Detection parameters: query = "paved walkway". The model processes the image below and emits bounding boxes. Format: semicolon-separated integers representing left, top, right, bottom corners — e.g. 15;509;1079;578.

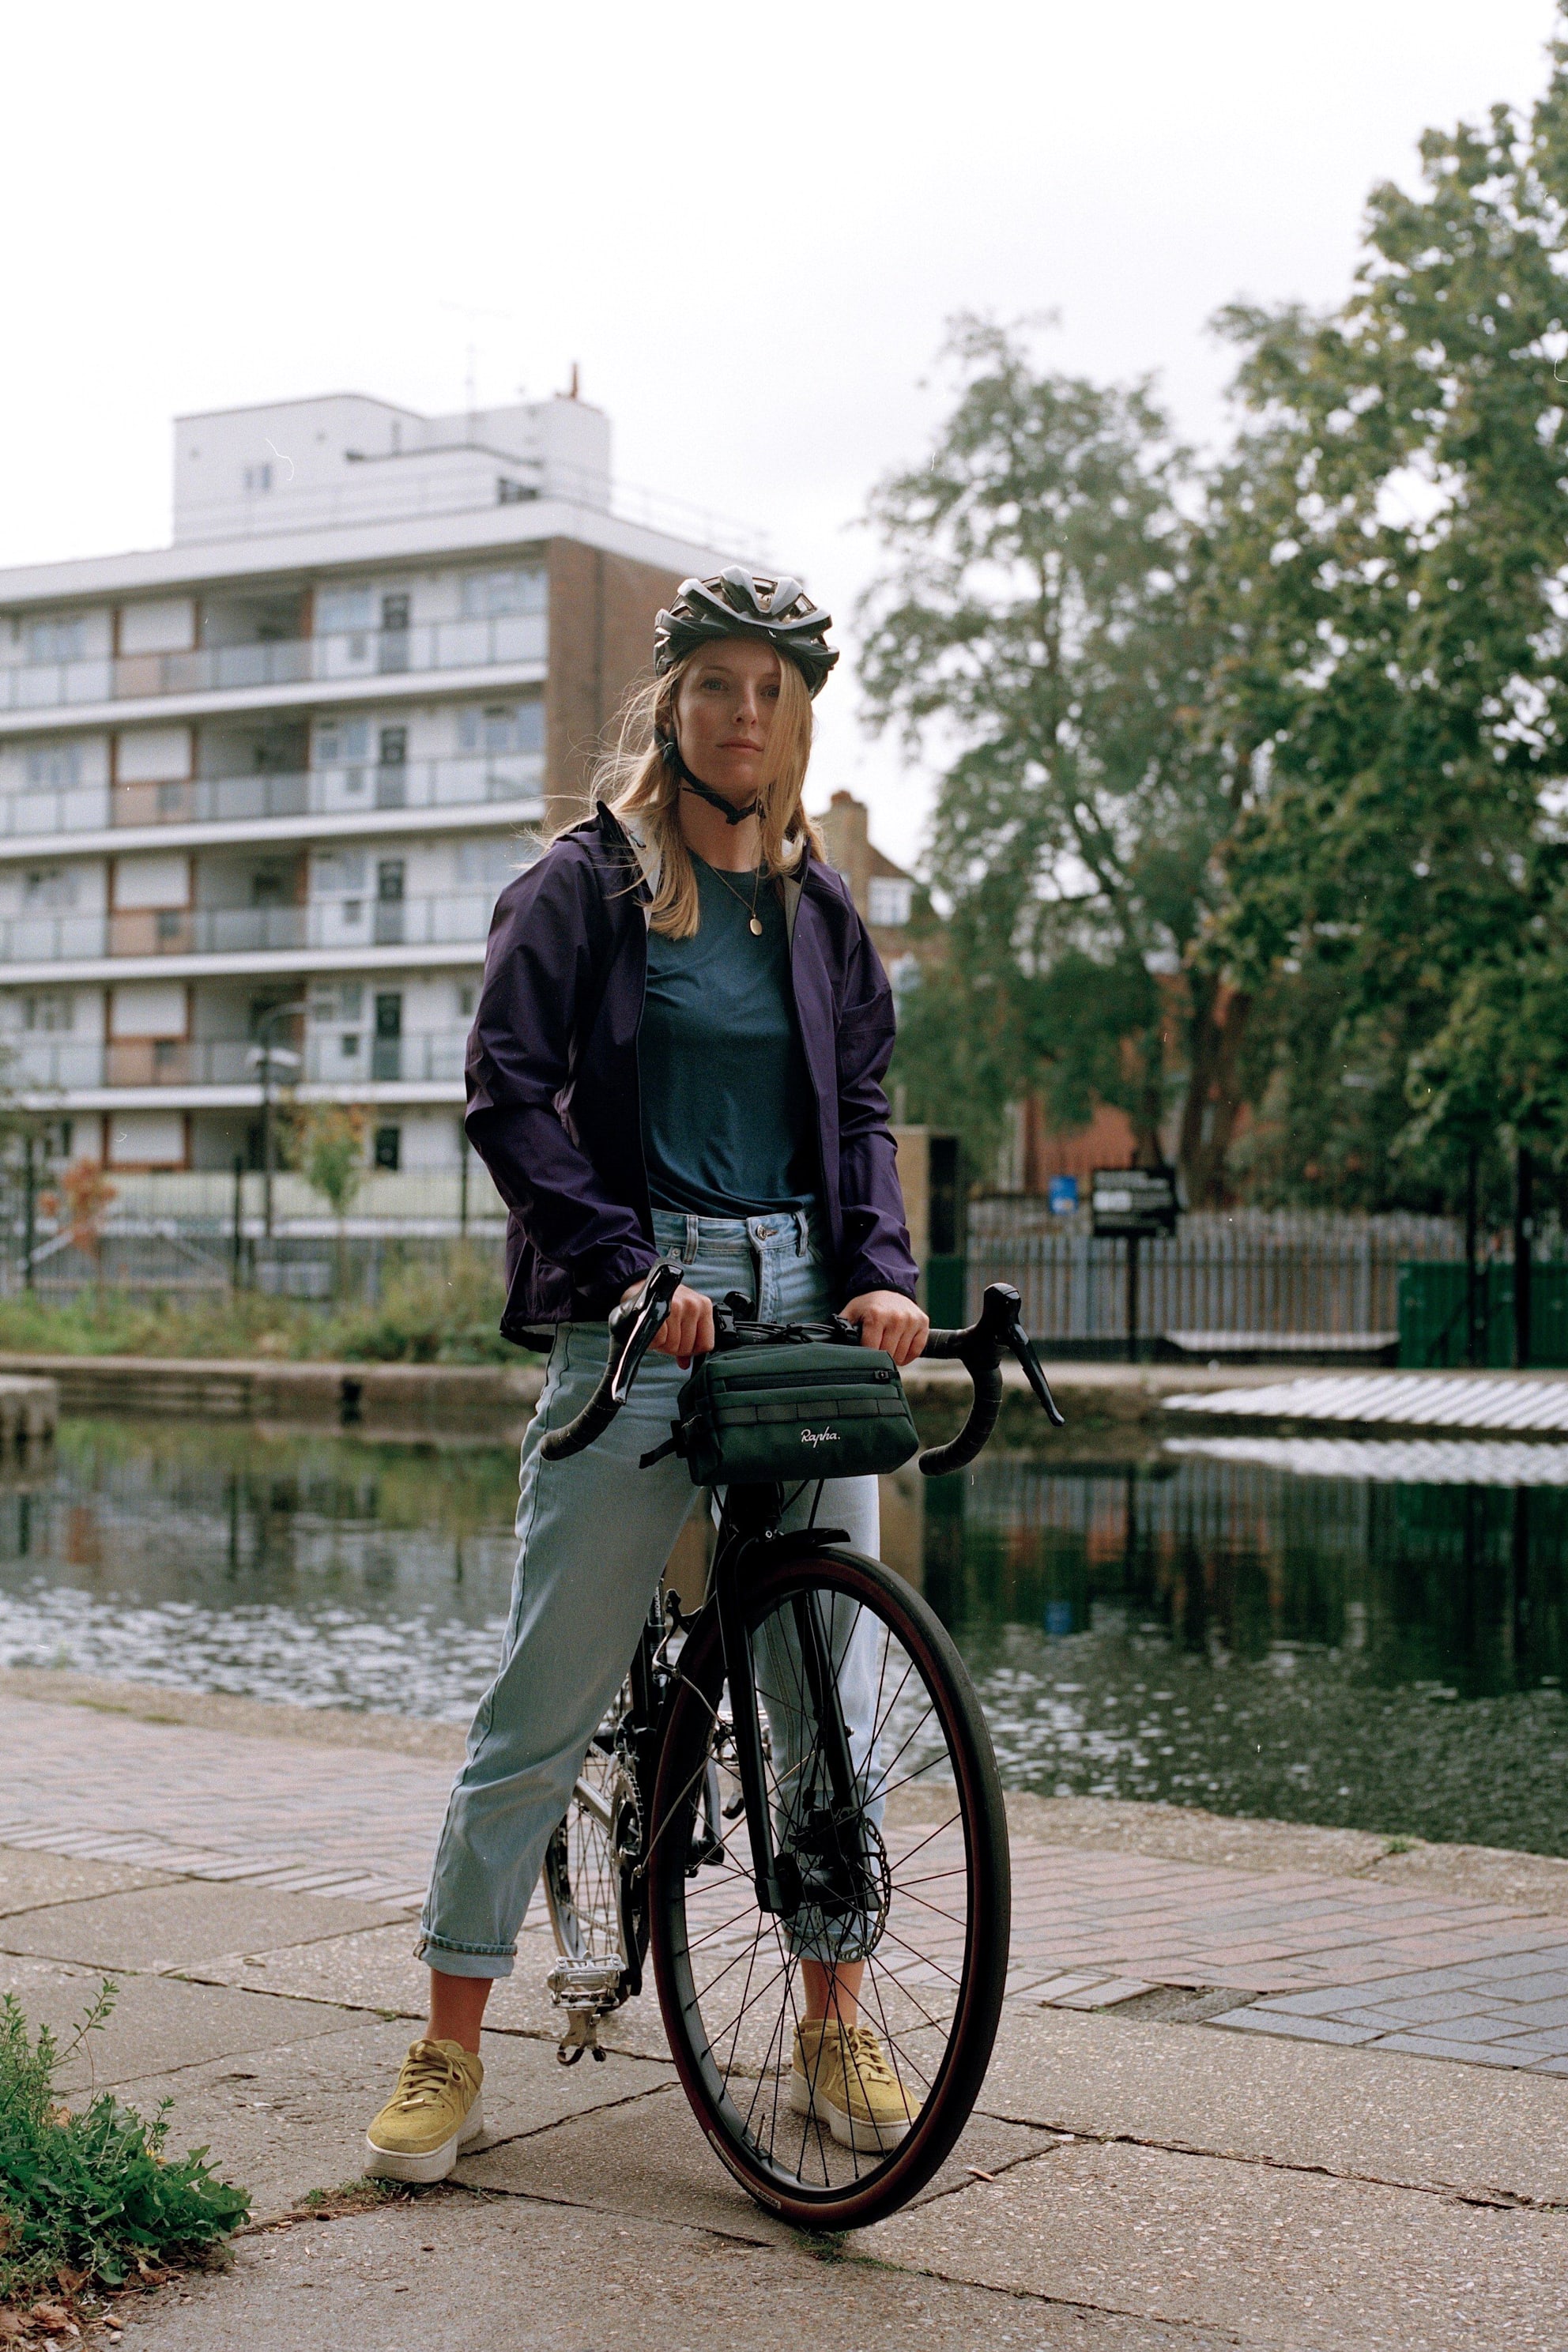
6;1689;1568;2078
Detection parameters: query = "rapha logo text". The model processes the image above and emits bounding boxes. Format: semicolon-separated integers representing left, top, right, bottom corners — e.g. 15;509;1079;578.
801;1427;838;1449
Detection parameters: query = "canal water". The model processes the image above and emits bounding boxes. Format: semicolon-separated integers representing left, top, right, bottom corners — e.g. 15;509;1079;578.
1;1419;1565;1856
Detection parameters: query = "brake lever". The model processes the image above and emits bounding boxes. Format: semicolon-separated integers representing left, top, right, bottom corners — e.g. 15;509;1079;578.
607;1255;681;1404
971;1283;1065;1428
1006;1319;1065;1427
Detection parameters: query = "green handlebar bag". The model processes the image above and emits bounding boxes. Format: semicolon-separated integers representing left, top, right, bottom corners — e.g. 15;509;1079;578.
663;1343;920;1487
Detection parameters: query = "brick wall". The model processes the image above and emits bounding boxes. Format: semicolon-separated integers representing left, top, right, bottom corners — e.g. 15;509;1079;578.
545;541;683;831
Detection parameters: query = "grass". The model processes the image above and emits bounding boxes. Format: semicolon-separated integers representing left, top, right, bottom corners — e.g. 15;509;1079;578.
0;1984;249;2317
0;1246;526;1365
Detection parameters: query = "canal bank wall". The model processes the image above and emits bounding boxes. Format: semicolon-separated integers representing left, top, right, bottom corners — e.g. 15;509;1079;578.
0;1349;1269;1442
4;1349;1567;1441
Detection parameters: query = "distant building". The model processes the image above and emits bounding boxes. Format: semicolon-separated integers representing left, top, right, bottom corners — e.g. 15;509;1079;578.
0;389;735;1173
816;790;919;977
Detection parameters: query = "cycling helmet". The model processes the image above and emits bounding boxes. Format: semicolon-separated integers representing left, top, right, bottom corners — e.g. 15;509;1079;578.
654;567;839;696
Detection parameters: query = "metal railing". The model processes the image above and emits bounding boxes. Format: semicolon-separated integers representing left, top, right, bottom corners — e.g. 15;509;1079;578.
0;892;500;963
965;1206;1467;1349
107;755;545;831
0;613;547;713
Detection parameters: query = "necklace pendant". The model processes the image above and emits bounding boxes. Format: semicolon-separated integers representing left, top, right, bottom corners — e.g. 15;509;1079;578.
748;916;764;937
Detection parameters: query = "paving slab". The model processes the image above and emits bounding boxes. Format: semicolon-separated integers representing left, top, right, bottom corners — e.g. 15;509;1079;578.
0;1879;404;1971
459;2071;1058;2243
0;1844;173;1913
0;1953;359;2092
187;1917;677;2062
862;2137;1568;2350
119;2015;675;2221
116;2193;1208;2352
976;2002;1568;2206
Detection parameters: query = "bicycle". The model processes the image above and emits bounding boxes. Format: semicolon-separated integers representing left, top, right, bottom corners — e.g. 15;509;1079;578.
537;1261;1064;2230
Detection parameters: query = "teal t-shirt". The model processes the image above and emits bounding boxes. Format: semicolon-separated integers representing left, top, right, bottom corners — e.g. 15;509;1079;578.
639;857;817;1219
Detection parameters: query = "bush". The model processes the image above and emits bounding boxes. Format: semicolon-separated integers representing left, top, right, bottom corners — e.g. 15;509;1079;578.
0;1984;249;2309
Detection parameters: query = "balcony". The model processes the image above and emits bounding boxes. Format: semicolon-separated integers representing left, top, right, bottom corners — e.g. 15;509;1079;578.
304;1032;467;1085
0;892;497;967
6;1037;106;1088
1;614;548;715
108;753;545;830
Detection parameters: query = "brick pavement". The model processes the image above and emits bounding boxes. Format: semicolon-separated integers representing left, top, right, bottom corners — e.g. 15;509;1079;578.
5;1693;1568;2076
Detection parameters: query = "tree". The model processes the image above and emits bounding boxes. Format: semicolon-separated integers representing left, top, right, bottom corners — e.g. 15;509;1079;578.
858;318;1248;1199
1205;19;1568;1206
294;1104;366;1295
38;1160;117;1291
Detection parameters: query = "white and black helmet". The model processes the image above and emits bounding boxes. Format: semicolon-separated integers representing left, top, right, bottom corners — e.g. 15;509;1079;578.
654;567;839;697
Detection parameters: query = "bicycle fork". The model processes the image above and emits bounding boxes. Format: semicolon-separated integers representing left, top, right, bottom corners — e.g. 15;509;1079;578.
713;1502;861;1922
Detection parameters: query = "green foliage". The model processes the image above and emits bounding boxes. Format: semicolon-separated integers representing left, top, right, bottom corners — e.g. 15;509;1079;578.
0;1246;517;1363
295;1105;367;1223
1205;27;1568;1200
0;1983;248;2303
860;316;1247;1197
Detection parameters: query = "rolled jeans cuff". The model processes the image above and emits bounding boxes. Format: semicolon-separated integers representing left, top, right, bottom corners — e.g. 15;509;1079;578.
415;1930;517;1981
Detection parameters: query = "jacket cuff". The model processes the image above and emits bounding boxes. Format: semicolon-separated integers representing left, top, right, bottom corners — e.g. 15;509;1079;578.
577;1245;662;1319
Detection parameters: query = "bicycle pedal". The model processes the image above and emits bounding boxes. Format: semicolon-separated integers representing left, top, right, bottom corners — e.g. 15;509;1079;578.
548;1958;624;2012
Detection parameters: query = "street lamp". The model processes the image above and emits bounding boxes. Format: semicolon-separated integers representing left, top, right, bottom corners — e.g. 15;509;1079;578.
247;1000;308;1239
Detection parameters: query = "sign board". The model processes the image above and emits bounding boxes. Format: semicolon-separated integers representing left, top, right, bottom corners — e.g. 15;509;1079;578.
1091;1167;1178;1240
1047;1174;1079;1217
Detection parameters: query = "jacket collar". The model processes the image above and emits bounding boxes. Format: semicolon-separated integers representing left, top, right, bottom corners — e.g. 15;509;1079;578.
591;798;815;944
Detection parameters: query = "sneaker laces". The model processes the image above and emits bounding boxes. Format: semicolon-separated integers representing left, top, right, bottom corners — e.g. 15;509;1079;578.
390;2041;467;2113
839;2024;898;2087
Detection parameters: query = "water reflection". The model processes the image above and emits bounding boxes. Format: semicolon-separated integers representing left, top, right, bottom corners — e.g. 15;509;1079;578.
0;1420;1564;1856
926;1446;1568;1854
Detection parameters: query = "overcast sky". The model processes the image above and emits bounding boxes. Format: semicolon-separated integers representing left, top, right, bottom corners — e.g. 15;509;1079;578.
2;1;1559;863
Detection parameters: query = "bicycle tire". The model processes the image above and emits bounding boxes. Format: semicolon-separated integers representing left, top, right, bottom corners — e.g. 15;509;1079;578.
647;1545;1010;2230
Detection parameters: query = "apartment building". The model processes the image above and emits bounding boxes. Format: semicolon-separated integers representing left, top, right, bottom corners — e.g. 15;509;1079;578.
0;390;731;1174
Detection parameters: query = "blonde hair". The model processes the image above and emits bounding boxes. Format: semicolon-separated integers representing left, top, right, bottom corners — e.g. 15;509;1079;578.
582;650;823;939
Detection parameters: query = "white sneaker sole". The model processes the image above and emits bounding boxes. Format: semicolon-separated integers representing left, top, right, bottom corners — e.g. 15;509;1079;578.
364;2097;485;2184
787;2070;914;2154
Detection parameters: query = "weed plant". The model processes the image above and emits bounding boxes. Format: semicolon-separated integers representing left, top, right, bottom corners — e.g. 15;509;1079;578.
0;1984;248;2306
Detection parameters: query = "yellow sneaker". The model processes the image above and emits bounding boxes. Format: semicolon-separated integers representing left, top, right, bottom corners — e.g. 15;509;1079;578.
364;2038;484;2183
788;2018;920;2152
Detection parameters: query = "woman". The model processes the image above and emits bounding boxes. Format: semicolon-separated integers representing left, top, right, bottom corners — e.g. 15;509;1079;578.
365;568;929;2182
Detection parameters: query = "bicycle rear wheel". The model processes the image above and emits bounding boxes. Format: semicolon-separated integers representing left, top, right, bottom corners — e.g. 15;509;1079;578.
648;1545;1009;2229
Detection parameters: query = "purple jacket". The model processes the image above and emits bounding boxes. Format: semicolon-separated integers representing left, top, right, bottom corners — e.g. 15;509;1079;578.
465;803;919;1342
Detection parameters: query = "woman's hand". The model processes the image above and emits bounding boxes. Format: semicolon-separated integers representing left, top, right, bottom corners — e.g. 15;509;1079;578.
621;1276;714;1370
841;1291;929;1368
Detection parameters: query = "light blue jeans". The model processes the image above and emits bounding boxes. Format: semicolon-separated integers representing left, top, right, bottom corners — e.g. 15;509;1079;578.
417;1208;880;1978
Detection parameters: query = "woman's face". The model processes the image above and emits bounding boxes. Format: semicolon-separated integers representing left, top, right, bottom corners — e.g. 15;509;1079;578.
673;639;783;800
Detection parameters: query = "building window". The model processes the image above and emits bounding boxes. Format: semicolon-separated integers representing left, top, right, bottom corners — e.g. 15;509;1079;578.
495;476;535;504
454;839;517;890
21;991;73;1032
458;700;544;756
339;1033;360;1059
373;1125;401;1171
457;983;476;1019
23;868;75;910
868;876;914;928
242;463;273;492
24;616;86;666
459;567;545;619
316;585;375;635
315;718;370;763
24;745;82;790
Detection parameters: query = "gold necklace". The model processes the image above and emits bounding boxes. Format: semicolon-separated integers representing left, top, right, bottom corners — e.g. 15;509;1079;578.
703;857;767;937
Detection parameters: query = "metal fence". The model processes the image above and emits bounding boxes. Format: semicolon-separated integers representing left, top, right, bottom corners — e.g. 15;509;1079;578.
0;1166;512;1304
964;1206;1472;1352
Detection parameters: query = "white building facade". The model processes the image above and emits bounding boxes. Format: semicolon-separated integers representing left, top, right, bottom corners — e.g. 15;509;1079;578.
0;392;729;1175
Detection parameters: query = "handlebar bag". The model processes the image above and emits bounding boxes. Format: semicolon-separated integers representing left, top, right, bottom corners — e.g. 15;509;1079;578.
669;1343;919;1487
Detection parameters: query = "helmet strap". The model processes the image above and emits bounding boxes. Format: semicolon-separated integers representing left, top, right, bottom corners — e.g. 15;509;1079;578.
658;733;759;826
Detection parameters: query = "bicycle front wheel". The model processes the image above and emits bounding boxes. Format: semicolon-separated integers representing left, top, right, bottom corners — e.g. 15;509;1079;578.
647;1545;1009;2230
